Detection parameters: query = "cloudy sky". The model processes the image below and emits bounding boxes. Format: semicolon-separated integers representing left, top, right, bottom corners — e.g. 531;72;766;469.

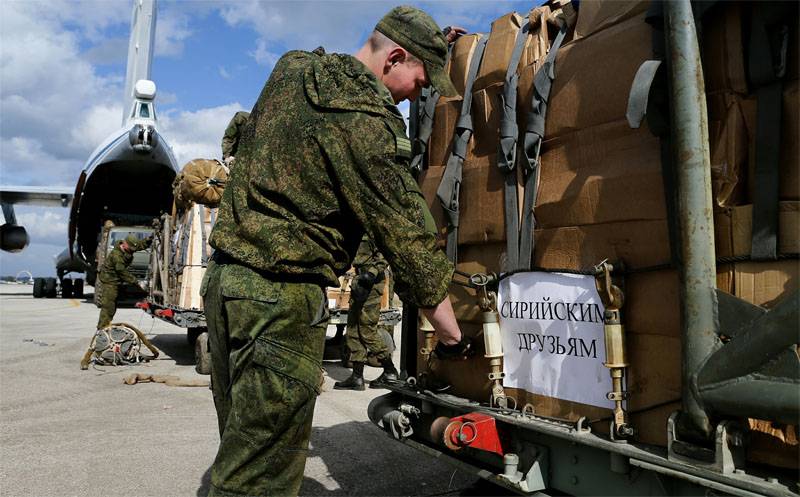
0;0;531;278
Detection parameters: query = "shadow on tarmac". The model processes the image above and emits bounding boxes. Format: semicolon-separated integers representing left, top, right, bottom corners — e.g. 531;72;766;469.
149;333;196;366
193;421;516;497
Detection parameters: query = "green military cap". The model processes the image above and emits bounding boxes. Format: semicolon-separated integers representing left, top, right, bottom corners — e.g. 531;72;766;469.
124;234;140;245
375;6;457;97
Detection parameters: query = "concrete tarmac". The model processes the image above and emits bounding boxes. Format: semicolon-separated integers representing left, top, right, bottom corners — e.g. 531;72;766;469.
0;284;481;496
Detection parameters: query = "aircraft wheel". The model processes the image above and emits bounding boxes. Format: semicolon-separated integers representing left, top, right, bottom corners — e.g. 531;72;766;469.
195;332;211;375
73;279;84;299
33;278;45;298
61;278;73;299
44;278;57;298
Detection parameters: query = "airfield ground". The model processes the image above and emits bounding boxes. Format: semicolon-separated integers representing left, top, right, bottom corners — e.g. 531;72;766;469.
0;284;490;496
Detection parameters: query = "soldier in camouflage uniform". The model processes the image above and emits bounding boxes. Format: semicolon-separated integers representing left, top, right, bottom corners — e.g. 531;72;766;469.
96;234;151;329
220;111;250;166
334;235;397;390
202;7;468;496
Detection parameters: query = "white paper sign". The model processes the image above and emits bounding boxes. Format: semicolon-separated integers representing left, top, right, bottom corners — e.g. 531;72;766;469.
498;272;614;409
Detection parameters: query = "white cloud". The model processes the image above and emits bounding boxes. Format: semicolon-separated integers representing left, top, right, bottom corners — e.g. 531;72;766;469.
220;1;531;67
15;209;69;247
155;9;193;58
218;66;231;79
159;103;246;165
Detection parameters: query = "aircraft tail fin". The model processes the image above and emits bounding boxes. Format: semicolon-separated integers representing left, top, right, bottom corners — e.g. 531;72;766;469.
122;0;157;125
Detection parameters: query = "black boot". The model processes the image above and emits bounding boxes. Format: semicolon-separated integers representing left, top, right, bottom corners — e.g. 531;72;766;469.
369;358;399;389
334;362;365;391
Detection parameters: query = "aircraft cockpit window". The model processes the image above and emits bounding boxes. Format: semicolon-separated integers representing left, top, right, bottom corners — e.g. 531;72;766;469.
139;104;151;118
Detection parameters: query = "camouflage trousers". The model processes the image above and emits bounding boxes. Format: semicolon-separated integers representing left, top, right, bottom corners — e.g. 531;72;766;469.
202;259;328;497
346;274;391;364
96;281;118;330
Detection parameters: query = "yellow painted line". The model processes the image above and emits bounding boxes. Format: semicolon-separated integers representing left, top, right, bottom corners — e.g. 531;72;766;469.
69;299;81;308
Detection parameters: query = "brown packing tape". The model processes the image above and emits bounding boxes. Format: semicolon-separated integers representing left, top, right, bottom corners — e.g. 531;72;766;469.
473;12;524;92
537;120;666;229
572;0;649;40
547;12;654;140
707;92;747;208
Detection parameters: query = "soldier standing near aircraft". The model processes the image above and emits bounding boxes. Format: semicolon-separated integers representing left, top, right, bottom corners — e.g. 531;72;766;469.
96;234;151;329
221;111;250;166
202;7;471;496
334;236;397;391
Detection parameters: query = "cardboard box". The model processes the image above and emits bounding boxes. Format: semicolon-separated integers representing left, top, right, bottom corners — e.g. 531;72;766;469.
519;6;552;69
734;260;799;308
448;34;480;98
729;202;800;257
427;96;463;168
470;83;504;161
473;12;525;91
537;119;666;229
547;13;654;140
419;162;509;246
748;420;799;470
533;219;672;272
701;2;747;94
573;0;649;40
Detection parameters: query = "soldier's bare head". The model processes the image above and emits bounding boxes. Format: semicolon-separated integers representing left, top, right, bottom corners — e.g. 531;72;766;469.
356;31;427;104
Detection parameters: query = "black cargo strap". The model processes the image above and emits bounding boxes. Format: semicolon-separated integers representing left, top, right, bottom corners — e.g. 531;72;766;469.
748;6;790;260
497;18;532;272
410;87;440;175
436;35;489;263
518;20;568;271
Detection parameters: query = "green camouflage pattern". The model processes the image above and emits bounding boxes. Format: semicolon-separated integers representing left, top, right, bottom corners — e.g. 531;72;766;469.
347;236;391;362
209;48;452;309
96;280;118;329
352;235;388;279
375;6;457;97
346;271;392;364
221;111;250;159
98;242;141;285
96;238;150;329
202;260;327;497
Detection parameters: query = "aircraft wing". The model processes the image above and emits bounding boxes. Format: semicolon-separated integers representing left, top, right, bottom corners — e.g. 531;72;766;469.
0;186;73;208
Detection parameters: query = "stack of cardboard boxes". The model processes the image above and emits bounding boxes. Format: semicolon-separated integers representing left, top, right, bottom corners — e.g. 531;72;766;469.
416;0;798;468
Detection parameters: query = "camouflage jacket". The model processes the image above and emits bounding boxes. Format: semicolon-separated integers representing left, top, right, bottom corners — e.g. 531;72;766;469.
98;238;150;285
209;48;452;308
353;235;388;280
221;111;250;159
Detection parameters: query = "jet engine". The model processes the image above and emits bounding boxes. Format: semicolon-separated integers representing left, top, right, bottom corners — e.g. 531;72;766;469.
0;224;29;252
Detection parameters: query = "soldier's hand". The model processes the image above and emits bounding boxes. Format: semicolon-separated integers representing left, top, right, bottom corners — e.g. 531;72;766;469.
433;335;474;360
443;26;467;43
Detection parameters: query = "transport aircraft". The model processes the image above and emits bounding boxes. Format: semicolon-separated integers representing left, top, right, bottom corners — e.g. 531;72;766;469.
0;0;179;290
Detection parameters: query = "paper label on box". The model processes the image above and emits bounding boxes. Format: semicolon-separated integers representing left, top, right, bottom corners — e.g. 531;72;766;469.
499;272;615;409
